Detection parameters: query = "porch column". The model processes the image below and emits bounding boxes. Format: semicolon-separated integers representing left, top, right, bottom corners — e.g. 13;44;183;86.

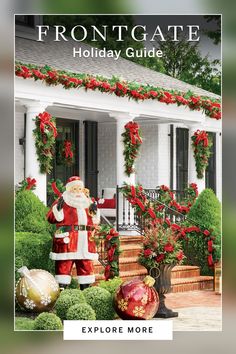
156;124;170;186
109;112;139;233
187;125;205;193
22;100;52;204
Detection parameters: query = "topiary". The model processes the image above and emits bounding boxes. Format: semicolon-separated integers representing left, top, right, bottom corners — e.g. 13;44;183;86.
98;277;123;297
15;317;35;330
15;190;54;234
83;286;115;320
33;312;62;330
183;188;221;275
55;291;86;320
66;303;96;320
15;232;54;282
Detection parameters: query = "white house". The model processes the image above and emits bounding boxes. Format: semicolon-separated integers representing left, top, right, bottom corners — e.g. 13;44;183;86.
15;16;222;220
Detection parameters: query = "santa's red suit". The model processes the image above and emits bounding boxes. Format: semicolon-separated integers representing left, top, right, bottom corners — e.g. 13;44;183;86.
47;177;100;286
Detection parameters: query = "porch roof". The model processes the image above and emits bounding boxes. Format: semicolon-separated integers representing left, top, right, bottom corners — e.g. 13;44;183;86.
15;33;220;100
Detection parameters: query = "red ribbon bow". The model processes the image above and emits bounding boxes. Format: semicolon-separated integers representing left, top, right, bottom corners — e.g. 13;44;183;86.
194;130;209;147
26;177;36;190
38;112;57;138
64;140;73;158
125;121;142;145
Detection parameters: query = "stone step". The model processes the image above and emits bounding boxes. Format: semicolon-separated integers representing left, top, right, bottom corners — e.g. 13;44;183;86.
119;235;143;246
171;276;214;293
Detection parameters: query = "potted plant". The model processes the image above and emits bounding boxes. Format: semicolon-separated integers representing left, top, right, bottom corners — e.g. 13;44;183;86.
138;224;185;318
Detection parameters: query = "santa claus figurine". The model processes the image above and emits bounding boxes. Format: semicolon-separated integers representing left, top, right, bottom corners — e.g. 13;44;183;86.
47;176;100;290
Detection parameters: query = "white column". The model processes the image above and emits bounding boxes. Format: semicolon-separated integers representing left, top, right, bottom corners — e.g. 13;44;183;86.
22;100;52;204
109;112;139;234
156;124;170;186
187;125;205;193
215;131;222;201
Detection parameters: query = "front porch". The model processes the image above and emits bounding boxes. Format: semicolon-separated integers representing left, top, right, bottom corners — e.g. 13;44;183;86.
15;75;222;218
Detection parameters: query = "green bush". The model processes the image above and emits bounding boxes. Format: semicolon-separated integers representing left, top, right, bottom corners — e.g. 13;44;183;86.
68;277;79;289
55;291;86;320
83;286;115;320
15;317;35;330
15;232;54;282
98;277;123;297
183;189;221;275
15;190;54;234
66;303;96;320
33;312;62;330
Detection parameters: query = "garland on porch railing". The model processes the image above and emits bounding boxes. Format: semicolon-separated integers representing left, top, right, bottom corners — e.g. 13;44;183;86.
15;62;221;120
33;111;57;173
121;183;217;268
122;121;142;176
191;130;212;179
58;139;75;166
94;225;121;280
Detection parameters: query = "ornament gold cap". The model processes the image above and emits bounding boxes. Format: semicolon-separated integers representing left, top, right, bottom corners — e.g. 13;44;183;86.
143;275;155;287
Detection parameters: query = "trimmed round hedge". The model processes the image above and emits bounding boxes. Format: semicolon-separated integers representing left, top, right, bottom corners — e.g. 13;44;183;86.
55;290;86;320
83;286;115;320
66;303;96;320
33;312;62;330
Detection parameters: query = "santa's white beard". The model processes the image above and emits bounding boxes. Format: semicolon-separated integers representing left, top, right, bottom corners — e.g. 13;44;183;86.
62;190;90;209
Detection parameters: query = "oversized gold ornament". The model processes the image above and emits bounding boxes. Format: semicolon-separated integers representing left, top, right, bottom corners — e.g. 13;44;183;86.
15;266;60;312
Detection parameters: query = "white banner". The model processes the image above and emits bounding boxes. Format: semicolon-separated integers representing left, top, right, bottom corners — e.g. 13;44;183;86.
63;320;173;340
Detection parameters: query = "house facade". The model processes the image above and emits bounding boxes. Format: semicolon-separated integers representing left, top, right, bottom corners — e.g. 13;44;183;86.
15;16;222;212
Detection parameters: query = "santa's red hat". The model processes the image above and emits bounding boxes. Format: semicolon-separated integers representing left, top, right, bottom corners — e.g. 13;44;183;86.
66;176;84;190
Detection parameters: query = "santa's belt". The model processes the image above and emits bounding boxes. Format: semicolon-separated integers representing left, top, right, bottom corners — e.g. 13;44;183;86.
56;225;95;232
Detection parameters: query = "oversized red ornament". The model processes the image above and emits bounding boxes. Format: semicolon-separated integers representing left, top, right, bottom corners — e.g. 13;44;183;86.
114;276;159;320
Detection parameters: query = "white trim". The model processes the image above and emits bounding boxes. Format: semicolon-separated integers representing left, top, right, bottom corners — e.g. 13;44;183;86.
50;251;99;261
52;204;64;222
55;274;71;285
54;232;69;238
78;275;95;284
66;180;84;190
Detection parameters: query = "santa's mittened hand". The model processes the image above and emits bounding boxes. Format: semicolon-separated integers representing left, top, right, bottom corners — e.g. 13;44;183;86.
57;197;64;211
89;202;97;214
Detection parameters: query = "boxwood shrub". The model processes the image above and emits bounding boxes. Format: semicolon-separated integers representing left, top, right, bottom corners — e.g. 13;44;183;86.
15;317;35;330
15;232;54;282
33;312;62;330
15;190;54;234
183;188;221;275
98;277;123;297
55;291;86;320
83;286;115;320
66;303;96;320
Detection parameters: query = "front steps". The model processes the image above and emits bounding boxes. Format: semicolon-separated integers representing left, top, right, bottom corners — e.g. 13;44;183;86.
94;235;214;292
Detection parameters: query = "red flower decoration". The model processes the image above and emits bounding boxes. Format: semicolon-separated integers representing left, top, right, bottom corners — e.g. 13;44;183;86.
156;254;165;262
164;243;174;253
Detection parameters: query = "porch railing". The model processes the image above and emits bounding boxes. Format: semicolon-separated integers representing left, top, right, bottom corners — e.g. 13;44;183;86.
116;186;188;235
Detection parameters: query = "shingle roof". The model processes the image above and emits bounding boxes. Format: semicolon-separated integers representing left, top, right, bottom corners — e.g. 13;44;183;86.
15;33;220;99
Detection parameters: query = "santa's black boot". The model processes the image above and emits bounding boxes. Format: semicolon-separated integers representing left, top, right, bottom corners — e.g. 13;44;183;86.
59;284;68;291
80;284;90;290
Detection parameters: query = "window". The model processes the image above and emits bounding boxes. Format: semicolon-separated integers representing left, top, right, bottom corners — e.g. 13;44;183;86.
15;15;35;28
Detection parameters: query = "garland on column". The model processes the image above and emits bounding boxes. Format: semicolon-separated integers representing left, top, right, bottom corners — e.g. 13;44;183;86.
58;139;75;166
33;111;57;173
15;62;221;120
122;121;142;176
17;177;37;192
191;130;212;179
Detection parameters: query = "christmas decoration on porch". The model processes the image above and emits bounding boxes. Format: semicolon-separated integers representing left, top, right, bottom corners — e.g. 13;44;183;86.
17;177;37;192
94;224;121;280
191;130;213;179
15;266;60;312
114;276;159;320
15;62;221;120
33;111;57;173
121;183;218;269
122;121;142;176
58;139;75;166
